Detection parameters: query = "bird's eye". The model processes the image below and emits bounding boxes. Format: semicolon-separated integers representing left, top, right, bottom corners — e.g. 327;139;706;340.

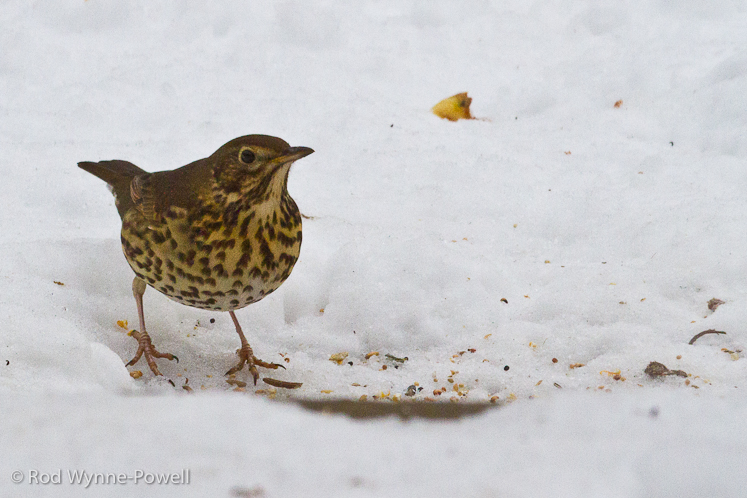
240;150;256;164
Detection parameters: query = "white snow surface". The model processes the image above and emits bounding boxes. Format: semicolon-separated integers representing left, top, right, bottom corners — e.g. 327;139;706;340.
2;1;747;496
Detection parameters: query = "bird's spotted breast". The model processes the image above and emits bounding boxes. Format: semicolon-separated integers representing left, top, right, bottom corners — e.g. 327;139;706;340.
121;200;301;311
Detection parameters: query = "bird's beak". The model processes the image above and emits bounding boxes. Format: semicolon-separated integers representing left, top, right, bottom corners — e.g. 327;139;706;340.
275;146;314;165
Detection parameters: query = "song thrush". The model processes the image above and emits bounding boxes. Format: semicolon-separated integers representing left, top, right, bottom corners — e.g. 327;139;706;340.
79;135;313;382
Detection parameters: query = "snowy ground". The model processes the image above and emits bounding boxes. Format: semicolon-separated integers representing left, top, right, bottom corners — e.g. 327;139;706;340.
2;1;747;496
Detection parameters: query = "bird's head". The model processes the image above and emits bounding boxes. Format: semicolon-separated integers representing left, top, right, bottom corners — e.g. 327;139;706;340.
210;135;313;203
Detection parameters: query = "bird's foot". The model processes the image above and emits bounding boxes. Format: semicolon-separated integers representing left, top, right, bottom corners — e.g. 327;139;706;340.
127;330;178;376
226;343;285;384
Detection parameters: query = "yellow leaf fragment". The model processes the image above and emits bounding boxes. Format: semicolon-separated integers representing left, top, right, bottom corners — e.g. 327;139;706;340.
329;352;349;365
432;92;473;121
601;370;624;380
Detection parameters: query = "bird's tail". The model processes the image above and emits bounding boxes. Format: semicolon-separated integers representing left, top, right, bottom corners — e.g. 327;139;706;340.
78;160;146;186
78;160;146;219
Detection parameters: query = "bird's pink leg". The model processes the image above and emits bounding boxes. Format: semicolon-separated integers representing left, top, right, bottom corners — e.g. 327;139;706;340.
126;277;178;376
225;310;283;384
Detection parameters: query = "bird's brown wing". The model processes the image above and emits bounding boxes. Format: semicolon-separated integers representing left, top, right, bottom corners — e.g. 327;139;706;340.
132;158;214;222
80;157;213;221
129;173;160;222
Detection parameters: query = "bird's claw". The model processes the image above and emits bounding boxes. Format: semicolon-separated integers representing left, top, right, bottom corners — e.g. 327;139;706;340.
127;329;178;376
226;345;284;384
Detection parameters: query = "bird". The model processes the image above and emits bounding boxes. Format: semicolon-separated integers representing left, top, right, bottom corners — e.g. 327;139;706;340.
78;135;314;383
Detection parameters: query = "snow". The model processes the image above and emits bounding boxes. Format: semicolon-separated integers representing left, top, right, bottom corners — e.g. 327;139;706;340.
2;1;747;496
